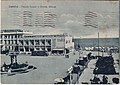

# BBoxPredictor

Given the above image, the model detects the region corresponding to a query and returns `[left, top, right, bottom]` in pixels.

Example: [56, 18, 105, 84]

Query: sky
[1, 0, 119, 38]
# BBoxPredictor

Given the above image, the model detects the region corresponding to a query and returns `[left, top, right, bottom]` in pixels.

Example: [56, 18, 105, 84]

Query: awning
[52, 49, 64, 50]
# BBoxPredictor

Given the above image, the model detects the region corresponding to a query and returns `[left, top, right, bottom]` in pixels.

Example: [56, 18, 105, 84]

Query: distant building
[0, 29, 74, 55]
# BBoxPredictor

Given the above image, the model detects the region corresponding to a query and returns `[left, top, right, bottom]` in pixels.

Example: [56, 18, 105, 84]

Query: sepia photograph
[0, 0, 119, 84]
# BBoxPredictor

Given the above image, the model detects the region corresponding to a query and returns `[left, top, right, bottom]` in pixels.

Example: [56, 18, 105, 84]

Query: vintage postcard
[0, 0, 119, 84]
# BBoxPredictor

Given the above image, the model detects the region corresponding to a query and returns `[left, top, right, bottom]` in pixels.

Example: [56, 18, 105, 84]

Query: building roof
[0, 29, 32, 35]
[1, 29, 23, 33]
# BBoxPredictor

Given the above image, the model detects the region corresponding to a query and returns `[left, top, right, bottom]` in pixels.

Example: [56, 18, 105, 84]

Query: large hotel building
[0, 29, 74, 55]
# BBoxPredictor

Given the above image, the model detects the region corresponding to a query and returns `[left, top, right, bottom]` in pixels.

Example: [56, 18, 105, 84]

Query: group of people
[91, 74, 119, 84]
[91, 75, 108, 84]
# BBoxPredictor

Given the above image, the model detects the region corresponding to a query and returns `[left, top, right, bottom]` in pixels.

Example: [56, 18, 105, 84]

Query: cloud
[58, 13, 84, 29]
[1, 1, 119, 38]
[65, 20, 74, 24]
[64, 20, 83, 26]
[61, 14, 76, 19]
[31, 27, 63, 35]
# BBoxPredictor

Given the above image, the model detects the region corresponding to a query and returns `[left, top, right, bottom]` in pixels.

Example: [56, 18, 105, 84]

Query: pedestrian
[3, 62, 6, 68]
[73, 52, 75, 55]
[102, 75, 108, 84]
[7, 68, 12, 76]
[92, 75, 100, 84]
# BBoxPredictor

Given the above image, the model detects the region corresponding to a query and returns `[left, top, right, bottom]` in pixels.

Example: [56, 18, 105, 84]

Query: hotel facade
[0, 29, 74, 55]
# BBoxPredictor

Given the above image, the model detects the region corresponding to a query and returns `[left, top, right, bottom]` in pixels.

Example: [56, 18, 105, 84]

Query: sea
[73, 38, 119, 48]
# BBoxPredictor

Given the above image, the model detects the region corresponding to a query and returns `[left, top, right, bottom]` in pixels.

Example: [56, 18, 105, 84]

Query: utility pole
[98, 32, 99, 56]
[84, 11, 99, 56]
